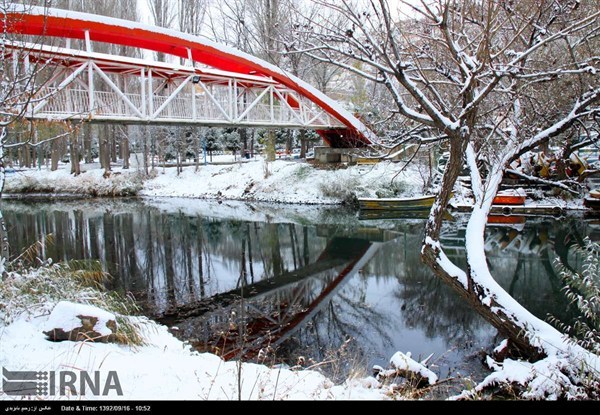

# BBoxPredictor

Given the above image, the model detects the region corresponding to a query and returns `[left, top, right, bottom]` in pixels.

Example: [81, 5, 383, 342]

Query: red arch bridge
[1, 4, 378, 148]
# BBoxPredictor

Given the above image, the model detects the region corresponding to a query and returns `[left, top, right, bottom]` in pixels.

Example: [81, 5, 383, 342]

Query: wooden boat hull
[492, 195, 526, 205]
[584, 197, 600, 210]
[488, 215, 526, 225]
[358, 195, 436, 211]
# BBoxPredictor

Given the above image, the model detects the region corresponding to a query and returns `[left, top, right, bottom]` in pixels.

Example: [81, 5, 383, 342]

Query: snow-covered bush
[374, 180, 407, 198]
[293, 164, 312, 180]
[459, 353, 599, 400]
[5, 169, 144, 197]
[319, 173, 360, 205]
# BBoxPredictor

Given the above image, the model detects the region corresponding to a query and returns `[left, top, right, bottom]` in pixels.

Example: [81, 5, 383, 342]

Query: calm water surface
[2, 197, 598, 382]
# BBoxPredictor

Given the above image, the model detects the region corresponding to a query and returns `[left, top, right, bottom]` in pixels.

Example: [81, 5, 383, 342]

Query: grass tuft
[0, 260, 147, 346]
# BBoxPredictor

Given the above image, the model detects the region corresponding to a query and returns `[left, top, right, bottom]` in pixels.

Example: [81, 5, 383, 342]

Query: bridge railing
[31, 86, 345, 128]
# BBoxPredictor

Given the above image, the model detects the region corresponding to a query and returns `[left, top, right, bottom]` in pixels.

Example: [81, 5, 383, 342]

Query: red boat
[488, 215, 526, 225]
[493, 189, 526, 205]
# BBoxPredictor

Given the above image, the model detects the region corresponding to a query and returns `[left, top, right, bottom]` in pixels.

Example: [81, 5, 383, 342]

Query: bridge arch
[1, 4, 377, 147]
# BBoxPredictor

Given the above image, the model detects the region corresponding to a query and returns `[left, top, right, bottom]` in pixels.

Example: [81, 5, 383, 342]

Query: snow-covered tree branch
[291, 0, 600, 398]
[0, 0, 60, 275]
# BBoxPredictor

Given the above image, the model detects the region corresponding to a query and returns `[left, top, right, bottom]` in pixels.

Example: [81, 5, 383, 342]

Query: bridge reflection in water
[159, 229, 397, 361]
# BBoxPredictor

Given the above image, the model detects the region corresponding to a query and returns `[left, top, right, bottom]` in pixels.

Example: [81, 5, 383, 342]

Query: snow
[460, 355, 592, 400]
[496, 188, 526, 197]
[44, 301, 116, 337]
[389, 352, 438, 385]
[0, 300, 389, 400]
[3, 167, 142, 197]
[140, 160, 418, 203]
[5, 160, 422, 205]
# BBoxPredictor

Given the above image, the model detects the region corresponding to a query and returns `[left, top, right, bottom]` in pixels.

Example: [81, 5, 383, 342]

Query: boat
[584, 196, 600, 210]
[493, 189, 526, 206]
[488, 214, 526, 226]
[358, 194, 436, 211]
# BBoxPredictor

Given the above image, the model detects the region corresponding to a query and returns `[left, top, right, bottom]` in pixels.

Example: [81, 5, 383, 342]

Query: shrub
[551, 237, 600, 354]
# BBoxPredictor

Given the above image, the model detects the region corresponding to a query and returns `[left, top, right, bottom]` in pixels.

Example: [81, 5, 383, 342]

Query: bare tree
[178, 0, 207, 36]
[0, 1, 65, 274]
[147, 0, 176, 29]
[291, 0, 600, 390]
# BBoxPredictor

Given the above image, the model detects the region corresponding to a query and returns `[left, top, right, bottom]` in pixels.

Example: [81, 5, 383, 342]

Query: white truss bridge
[14, 41, 346, 130]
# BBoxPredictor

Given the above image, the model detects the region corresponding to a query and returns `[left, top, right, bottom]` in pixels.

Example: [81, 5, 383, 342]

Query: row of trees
[6, 122, 320, 174]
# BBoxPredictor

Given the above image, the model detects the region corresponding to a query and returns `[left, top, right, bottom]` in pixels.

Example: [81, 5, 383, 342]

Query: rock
[388, 351, 438, 387]
[43, 301, 118, 343]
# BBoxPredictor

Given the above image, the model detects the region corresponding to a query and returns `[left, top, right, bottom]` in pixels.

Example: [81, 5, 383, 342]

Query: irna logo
[2, 367, 123, 396]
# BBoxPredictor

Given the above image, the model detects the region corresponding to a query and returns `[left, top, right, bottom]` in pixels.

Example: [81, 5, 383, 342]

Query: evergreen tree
[204, 128, 221, 162]
[224, 129, 242, 160]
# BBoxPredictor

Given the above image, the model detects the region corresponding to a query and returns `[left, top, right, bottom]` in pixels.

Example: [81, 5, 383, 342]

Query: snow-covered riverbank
[0, 267, 388, 401]
[3, 159, 423, 204]
[1, 312, 388, 400]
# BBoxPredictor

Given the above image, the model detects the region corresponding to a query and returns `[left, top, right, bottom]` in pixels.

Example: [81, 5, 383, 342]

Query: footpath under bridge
[1, 4, 378, 148]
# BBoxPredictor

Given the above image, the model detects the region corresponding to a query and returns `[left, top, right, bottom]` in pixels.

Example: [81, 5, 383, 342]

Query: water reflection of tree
[3, 202, 332, 315]
[388, 236, 488, 347]
[485, 220, 588, 325]
[6, 201, 599, 370]
[274, 274, 394, 376]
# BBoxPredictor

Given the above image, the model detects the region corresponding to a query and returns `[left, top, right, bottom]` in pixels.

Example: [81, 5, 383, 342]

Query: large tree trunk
[424, 138, 466, 238]
[421, 138, 547, 357]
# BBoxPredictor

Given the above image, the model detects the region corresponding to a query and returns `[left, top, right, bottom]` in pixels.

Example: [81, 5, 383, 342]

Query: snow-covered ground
[141, 159, 421, 203]
[4, 159, 423, 204]
[3, 167, 143, 198]
[0, 310, 386, 400]
[0, 268, 389, 401]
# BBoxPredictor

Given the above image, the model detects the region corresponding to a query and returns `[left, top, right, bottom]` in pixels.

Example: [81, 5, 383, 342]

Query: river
[2, 197, 598, 383]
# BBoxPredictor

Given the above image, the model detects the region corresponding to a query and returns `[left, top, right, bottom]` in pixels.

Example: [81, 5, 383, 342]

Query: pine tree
[204, 128, 220, 162]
